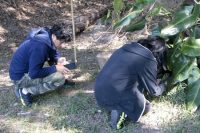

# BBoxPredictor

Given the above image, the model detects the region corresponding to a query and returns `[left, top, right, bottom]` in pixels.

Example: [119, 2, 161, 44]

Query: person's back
[95, 42, 157, 102]
[9, 27, 57, 80]
[9, 23, 73, 107]
[95, 36, 166, 129]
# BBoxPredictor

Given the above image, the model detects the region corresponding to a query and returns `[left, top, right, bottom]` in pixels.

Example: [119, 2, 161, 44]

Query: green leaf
[186, 78, 200, 112]
[188, 67, 200, 85]
[173, 5, 194, 22]
[134, 0, 155, 9]
[171, 53, 196, 83]
[135, 0, 155, 5]
[161, 4, 200, 37]
[113, 0, 124, 14]
[125, 18, 146, 32]
[113, 9, 143, 29]
[149, 5, 171, 17]
[194, 26, 200, 38]
[181, 37, 200, 57]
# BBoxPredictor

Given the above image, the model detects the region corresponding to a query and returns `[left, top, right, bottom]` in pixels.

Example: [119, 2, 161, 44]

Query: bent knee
[48, 72, 65, 86]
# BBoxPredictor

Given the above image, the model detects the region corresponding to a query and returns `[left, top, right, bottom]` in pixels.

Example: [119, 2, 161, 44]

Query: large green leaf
[186, 78, 200, 112]
[181, 37, 200, 57]
[168, 38, 183, 69]
[171, 53, 196, 84]
[161, 4, 200, 37]
[113, 0, 124, 14]
[194, 26, 200, 38]
[125, 18, 146, 32]
[173, 5, 194, 22]
[113, 9, 143, 29]
[188, 67, 200, 85]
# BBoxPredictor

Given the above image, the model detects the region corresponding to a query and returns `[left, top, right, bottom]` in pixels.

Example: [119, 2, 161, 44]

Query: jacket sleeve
[139, 60, 164, 96]
[48, 49, 61, 65]
[28, 45, 56, 79]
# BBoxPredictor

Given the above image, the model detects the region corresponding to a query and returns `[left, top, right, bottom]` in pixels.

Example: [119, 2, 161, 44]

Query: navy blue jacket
[95, 42, 163, 122]
[9, 27, 60, 80]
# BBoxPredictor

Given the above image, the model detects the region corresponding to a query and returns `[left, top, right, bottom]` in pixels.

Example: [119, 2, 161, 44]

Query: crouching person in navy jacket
[94, 36, 167, 129]
[9, 23, 73, 106]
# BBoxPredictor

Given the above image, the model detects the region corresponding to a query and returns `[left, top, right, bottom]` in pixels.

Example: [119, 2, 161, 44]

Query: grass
[0, 26, 200, 133]
[1, 70, 200, 133]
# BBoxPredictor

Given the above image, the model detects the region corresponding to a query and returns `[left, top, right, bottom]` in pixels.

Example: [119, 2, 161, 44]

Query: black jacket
[94, 42, 163, 122]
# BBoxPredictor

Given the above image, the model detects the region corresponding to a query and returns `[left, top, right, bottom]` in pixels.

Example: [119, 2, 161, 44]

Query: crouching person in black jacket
[94, 36, 167, 129]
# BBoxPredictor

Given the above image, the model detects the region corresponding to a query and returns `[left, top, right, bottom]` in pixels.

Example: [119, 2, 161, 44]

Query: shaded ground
[0, 0, 200, 133]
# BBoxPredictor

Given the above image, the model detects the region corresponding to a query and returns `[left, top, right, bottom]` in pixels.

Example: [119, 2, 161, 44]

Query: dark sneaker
[18, 88, 32, 107]
[110, 110, 127, 130]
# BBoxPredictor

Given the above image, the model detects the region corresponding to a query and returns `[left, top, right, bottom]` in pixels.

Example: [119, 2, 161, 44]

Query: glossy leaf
[171, 52, 196, 84]
[113, 9, 143, 29]
[125, 18, 146, 32]
[173, 5, 193, 22]
[161, 4, 200, 37]
[186, 78, 200, 112]
[181, 37, 200, 57]
[194, 26, 200, 38]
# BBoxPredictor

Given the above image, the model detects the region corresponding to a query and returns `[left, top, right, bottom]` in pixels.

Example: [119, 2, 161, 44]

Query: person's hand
[55, 64, 69, 74]
[57, 57, 69, 65]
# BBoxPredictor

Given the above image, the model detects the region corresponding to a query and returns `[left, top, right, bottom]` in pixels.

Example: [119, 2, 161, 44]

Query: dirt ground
[1, 0, 200, 133]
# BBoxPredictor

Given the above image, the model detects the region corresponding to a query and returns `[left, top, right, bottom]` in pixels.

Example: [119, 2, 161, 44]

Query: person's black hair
[50, 23, 72, 42]
[138, 36, 168, 78]
[137, 36, 166, 53]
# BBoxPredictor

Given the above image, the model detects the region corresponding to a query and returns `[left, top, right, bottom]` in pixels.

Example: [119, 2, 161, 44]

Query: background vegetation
[0, 0, 199, 132]
[110, 0, 200, 112]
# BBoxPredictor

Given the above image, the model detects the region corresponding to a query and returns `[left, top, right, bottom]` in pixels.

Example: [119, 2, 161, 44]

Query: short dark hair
[50, 23, 72, 42]
[138, 36, 168, 77]
[137, 36, 166, 53]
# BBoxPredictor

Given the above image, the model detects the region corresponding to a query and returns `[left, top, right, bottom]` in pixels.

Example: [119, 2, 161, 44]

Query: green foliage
[113, 0, 124, 14]
[148, 5, 171, 17]
[161, 4, 200, 111]
[113, 9, 143, 29]
[112, 0, 170, 32]
[101, 10, 112, 25]
[170, 51, 196, 84]
[161, 4, 200, 37]
[194, 26, 200, 38]
[181, 38, 200, 57]
[125, 17, 146, 32]
[186, 78, 200, 112]
[135, 0, 155, 8]
[111, 0, 200, 112]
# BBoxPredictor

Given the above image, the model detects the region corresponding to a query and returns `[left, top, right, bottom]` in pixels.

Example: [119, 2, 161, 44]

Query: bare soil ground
[0, 0, 200, 133]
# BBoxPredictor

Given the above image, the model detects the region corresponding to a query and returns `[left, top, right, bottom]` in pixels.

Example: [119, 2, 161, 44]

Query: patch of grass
[1, 67, 200, 133]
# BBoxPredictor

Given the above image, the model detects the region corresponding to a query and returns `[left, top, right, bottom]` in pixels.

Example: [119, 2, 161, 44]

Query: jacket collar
[122, 42, 157, 62]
